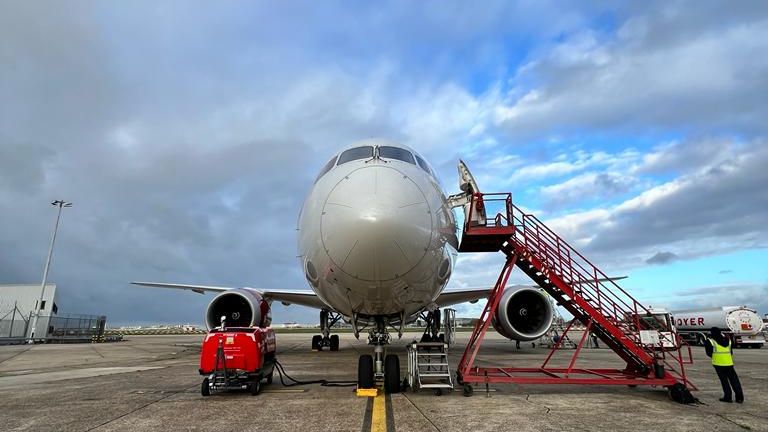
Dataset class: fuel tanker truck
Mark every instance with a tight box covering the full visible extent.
[671,306,765,348]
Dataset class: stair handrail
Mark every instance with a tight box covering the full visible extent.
[462,192,691,385]
[510,209,639,321]
[500,197,682,359]
[505,202,638,322]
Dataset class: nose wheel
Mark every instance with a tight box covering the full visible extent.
[356,353,401,393]
[358,355,374,388]
[384,354,401,393]
[356,319,400,393]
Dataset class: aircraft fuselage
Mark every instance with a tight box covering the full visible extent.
[297,139,459,321]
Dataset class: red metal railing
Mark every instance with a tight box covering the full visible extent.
[458,192,694,389]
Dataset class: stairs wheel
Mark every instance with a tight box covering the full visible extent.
[384,354,401,394]
[401,378,410,392]
[435,388,443,396]
[358,355,374,389]
[463,384,473,397]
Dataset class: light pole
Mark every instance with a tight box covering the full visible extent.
[28,200,72,342]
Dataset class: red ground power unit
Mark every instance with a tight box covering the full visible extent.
[199,327,276,396]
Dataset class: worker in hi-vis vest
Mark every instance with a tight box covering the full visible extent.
[705,327,744,403]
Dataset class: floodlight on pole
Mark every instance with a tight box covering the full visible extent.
[28,200,72,342]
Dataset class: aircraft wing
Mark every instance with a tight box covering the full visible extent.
[131,282,327,310]
[435,287,492,308]
[434,276,627,309]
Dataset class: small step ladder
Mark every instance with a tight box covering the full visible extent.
[407,342,454,394]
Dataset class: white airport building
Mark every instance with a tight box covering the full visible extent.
[0,283,58,339]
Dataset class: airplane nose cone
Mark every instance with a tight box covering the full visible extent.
[321,165,433,281]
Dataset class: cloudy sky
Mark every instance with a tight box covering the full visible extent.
[1,1,766,326]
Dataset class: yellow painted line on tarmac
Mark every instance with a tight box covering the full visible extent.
[360,385,394,432]
[371,389,387,432]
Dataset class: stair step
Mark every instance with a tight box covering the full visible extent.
[418,363,449,367]
[419,383,453,388]
[419,373,451,377]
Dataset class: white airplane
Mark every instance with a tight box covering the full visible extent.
[133,139,556,393]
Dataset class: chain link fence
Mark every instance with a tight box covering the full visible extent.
[0,306,106,344]
[0,303,32,344]
[47,314,107,343]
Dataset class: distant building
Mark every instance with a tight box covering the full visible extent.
[0,283,58,339]
[0,283,106,344]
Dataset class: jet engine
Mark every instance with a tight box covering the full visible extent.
[492,287,554,341]
[205,289,272,329]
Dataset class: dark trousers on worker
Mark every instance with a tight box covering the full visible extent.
[714,365,743,402]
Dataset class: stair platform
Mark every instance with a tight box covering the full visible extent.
[456,193,517,253]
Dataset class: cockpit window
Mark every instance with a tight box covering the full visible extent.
[315,156,337,183]
[378,146,415,165]
[337,146,374,165]
[414,154,432,175]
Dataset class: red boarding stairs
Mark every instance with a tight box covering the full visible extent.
[456,193,695,390]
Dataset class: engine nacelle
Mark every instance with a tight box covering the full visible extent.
[492,287,554,341]
[205,288,272,329]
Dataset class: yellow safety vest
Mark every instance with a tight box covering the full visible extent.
[709,338,734,367]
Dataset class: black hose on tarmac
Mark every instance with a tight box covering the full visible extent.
[274,359,357,387]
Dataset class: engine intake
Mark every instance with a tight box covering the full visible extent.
[492,287,554,341]
[205,289,271,329]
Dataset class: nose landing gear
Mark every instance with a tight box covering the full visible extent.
[356,318,401,393]
[420,308,455,344]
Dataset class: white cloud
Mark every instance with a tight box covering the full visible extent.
[494,5,768,138]
[544,208,612,248]
[540,171,638,206]
[536,138,768,269]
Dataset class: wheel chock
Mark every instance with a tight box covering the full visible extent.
[356,387,378,397]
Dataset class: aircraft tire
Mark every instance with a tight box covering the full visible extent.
[358,355,374,388]
[330,334,340,351]
[311,335,322,350]
[384,354,400,393]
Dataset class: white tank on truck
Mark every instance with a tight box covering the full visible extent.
[671,306,765,348]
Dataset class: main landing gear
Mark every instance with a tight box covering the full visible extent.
[419,308,446,344]
[357,318,401,393]
[312,310,341,351]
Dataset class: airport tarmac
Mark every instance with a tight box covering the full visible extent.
[0,332,766,432]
